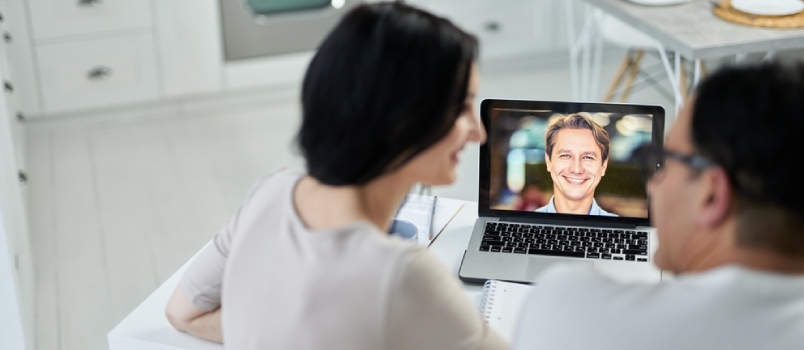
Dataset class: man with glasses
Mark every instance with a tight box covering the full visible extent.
[513,62,804,349]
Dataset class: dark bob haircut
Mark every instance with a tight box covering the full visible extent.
[692,61,804,256]
[297,1,478,185]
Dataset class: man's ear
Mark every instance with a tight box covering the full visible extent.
[696,167,733,228]
[601,158,609,177]
[544,153,552,172]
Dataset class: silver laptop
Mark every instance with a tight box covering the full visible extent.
[459,99,665,284]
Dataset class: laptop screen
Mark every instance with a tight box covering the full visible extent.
[478,99,664,226]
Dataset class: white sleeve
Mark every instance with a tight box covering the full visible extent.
[178,212,238,311]
[178,171,278,311]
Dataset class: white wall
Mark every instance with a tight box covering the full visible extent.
[0,209,26,350]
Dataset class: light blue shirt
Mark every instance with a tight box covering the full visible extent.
[535,196,617,216]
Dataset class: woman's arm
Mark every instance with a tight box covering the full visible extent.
[163,172,278,344]
[165,285,223,343]
[386,251,508,350]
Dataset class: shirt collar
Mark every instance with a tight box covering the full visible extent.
[546,196,601,215]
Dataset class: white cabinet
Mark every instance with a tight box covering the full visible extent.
[14,0,565,117]
[0,95,30,350]
[25,0,159,114]
[36,35,160,112]
[27,0,152,41]
[0,26,25,172]
[17,0,224,116]
[1,0,42,115]
[0,25,34,350]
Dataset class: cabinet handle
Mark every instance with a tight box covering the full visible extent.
[16,112,24,123]
[18,171,27,184]
[87,67,112,80]
[78,0,103,7]
[484,21,501,32]
[4,32,11,43]
[0,12,4,23]
[4,81,12,95]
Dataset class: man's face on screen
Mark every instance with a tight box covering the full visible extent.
[545,128,608,203]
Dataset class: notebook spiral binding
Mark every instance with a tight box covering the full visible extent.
[478,280,497,322]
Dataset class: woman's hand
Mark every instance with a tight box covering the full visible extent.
[165,285,223,344]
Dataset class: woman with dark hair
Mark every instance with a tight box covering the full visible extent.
[164,2,505,349]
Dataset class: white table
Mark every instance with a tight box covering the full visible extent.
[108,201,663,349]
[569,0,804,114]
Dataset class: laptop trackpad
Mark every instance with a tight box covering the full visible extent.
[526,257,594,282]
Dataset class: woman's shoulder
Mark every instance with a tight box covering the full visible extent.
[253,167,304,191]
[337,222,425,260]
[236,167,303,207]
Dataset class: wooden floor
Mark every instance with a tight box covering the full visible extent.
[25,53,673,350]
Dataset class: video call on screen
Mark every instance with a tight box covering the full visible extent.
[487,108,653,219]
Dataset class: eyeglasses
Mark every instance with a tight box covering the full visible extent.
[639,145,716,182]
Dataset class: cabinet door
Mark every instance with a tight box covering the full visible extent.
[0,79,25,179]
[0,1,26,180]
[0,59,31,350]
[28,0,152,41]
[0,0,43,115]
[36,34,160,113]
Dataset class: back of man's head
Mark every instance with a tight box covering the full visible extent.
[693,62,804,257]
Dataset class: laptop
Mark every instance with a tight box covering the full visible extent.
[459,99,665,284]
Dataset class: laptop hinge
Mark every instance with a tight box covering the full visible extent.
[498,216,640,229]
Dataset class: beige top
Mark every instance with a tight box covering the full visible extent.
[180,169,507,349]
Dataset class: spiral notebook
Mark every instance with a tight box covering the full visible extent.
[478,280,534,342]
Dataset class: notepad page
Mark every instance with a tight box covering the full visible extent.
[482,280,534,342]
[395,194,435,246]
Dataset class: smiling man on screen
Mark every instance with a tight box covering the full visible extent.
[536,114,616,216]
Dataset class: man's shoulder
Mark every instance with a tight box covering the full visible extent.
[531,264,804,307]
[590,199,618,216]
[515,265,804,349]
[530,264,743,306]
[535,196,555,213]
[523,264,667,318]
[532,264,630,299]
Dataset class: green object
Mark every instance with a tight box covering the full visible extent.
[247,0,331,14]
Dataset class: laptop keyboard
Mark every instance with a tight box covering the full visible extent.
[479,222,649,262]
